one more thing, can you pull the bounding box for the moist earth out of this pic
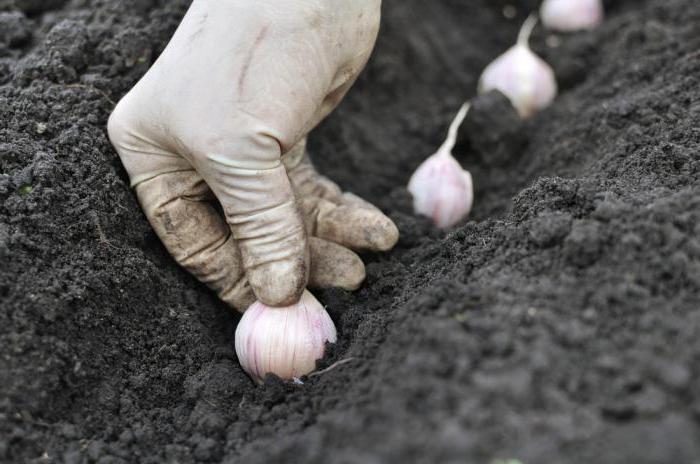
[1,0,700,463]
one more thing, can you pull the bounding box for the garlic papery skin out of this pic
[408,103,474,229]
[478,15,557,118]
[235,290,337,384]
[540,0,604,32]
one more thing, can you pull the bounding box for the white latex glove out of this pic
[107,0,398,310]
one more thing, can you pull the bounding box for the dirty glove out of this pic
[107,0,398,310]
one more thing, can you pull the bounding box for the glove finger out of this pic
[135,171,256,312]
[301,196,399,252]
[285,138,398,252]
[204,161,308,307]
[308,237,365,291]
[135,172,364,311]
[287,151,343,202]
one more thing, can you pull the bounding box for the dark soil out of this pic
[2,0,700,463]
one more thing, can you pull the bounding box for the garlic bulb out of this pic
[540,0,604,32]
[235,290,337,384]
[478,14,557,118]
[408,103,474,229]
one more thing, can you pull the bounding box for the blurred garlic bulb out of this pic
[478,14,557,118]
[540,0,604,32]
[235,290,336,384]
[408,103,474,229]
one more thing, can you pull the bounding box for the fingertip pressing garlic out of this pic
[540,0,604,32]
[235,290,337,384]
[408,102,474,229]
[478,14,557,118]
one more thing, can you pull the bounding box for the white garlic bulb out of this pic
[540,0,604,32]
[478,14,557,118]
[235,290,337,384]
[408,103,474,229]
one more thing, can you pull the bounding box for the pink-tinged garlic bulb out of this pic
[408,103,474,229]
[540,0,604,32]
[235,290,337,384]
[478,14,557,118]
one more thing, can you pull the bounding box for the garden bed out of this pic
[1,0,699,462]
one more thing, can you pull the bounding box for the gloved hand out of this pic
[107,0,398,311]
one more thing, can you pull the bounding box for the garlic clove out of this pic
[540,0,604,32]
[478,15,557,118]
[235,290,337,384]
[408,152,473,229]
[408,103,474,229]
